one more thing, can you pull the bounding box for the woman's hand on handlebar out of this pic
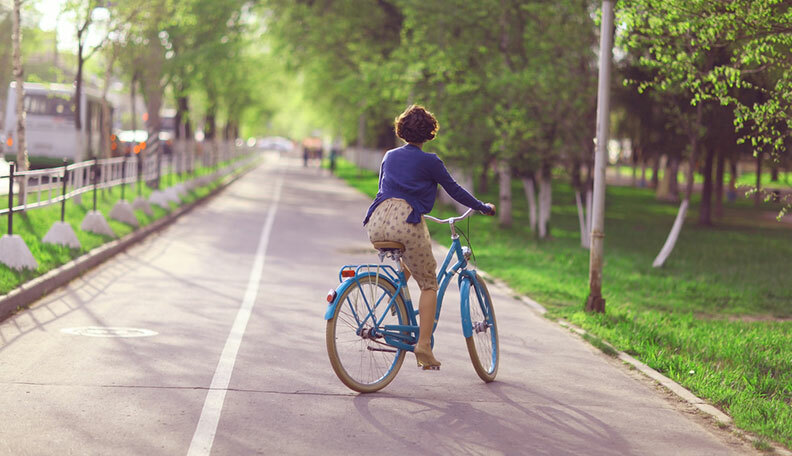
[481,203,496,216]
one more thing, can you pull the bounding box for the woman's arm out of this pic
[431,157,493,214]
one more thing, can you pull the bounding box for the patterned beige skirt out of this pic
[365,198,438,291]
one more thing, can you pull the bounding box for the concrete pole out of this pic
[585,0,614,313]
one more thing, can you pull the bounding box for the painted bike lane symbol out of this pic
[60,327,158,338]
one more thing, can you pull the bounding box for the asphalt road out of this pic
[0,154,753,455]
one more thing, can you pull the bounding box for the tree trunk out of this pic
[698,147,715,226]
[572,161,589,247]
[12,0,27,204]
[205,107,217,167]
[652,199,690,268]
[727,157,737,203]
[755,151,762,207]
[521,176,537,231]
[655,154,672,200]
[75,46,84,132]
[140,37,165,187]
[176,95,191,174]
[537,166,552,239]
[667,153,680,200]
[478,163,489,194]
[714,150,725,218]
[770,162,779,182]
[640,159,647,187]
[650,154,660,189]
[653,105,702,268]
[177,96,192,139]
[131,72,138,133]
[498,160,512,227]
[101,48,116,159]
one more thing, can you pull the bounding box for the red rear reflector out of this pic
[326,289,337,302]
[341,270,355,278]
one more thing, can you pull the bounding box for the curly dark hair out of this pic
[394,105,439,144]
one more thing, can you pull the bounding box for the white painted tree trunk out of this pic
[652,199,689,267]
[575,190,590,248]
[498,160,512,227]
[652,104,702,268]
[537,171,552,239]
[521,177,537,231]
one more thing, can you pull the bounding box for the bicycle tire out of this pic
[464,273,499,382]
[326,275,409,393]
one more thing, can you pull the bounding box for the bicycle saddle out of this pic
[372,241,405,252]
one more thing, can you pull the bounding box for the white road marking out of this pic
[60,327,158,338]
[187,176,283,456]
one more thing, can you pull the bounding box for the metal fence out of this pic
[0,140,252,217]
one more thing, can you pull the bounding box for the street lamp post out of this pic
[585,0,615,313]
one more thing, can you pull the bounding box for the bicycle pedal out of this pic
[417,364,440,371]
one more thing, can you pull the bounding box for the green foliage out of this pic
[618,0,792,159]
[259,0,600,174]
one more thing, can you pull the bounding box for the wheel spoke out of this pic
[465,275,498,382]
[327,275,407,392]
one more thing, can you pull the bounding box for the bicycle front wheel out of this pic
[464,273,499,382]
[326,275,408,393]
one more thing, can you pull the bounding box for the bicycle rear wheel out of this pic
[465,273,499,382]
[326,275,408,393]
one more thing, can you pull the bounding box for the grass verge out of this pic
[331,157,792,449]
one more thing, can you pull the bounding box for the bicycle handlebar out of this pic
[423,208,476,225]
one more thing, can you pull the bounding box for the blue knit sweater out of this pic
[363,144,490,225]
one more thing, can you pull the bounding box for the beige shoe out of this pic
[414,345,441,371]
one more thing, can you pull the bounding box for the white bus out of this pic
[3,82,113,163]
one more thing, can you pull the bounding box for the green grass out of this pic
[332,157,792,449]
[0,157,253,295]
[614,164,792,189]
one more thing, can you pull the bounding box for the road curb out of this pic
[0,161,259,323]
[554,319,792,455]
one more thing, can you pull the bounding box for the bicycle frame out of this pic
[324,214,484,350]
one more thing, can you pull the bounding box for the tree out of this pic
[12,0,28,185]
[63,0,142,157]
[620,0,792,225]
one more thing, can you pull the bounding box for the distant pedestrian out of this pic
[329,147,337,174]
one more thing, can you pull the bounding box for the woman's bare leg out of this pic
[415,288,441,368]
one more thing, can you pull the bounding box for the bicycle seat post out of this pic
[372,241,406,272]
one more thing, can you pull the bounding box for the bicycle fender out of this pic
[324,273,396,320]
[324,278,356,320]
[459,275,473,338]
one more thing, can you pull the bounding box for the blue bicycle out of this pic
[324,209,498,393]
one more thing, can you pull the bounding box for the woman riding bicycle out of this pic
[363,105,496,370]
